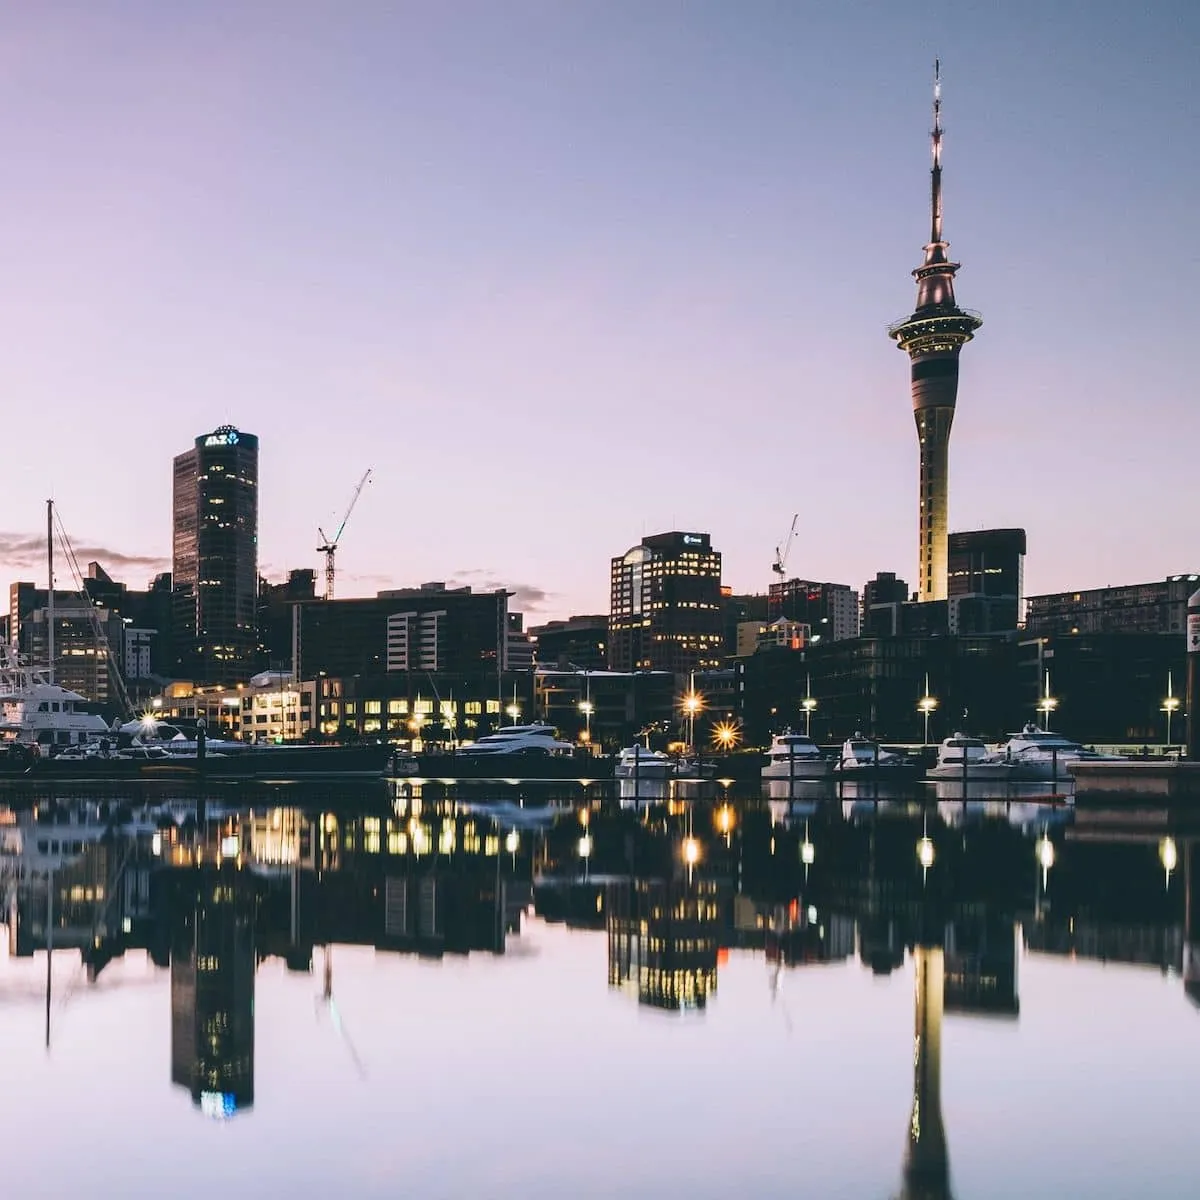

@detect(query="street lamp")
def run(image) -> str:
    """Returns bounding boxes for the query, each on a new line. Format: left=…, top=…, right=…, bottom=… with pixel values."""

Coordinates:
left=681, top=680, right=704, bottom=753
left=917, top=673, right=938, bottom=746
left=505, top=702, right=521, bottom=726
left=579, top=699, right=594, bottom=744
left=1037, top=671, right=1058, bottom=731
left=801, top=673, right=817, bottom=738
left=1163, top=671, right=1181, bottom=747
left=712, top=720, right=739, bottom=752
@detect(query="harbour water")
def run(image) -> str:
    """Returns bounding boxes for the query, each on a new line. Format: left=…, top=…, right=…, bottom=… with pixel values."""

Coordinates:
left=1, top=777, right=1197, bottom=1199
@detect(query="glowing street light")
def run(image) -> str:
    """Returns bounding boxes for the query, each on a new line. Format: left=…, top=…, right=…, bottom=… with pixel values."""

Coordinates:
left=917, top=673, right=938, bottom=746
left=712, top=720, right=740, bottom=752
left=682, top=835, right=701, bottom=867
left=801, top=674, right=817, bottom=738
left=1037, top=671, right=1058, bottom=731
left=1163, top=672, right=1181, bottom=746
left=681, top=678, right=704, bottom=753
left=578, top=698, right=594, bottom=744
left=505, top=703, right=521, bottom=725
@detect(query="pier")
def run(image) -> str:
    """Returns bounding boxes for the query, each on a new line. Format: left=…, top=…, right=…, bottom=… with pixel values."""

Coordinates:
left=1071, top=760, right=1200, bottom=802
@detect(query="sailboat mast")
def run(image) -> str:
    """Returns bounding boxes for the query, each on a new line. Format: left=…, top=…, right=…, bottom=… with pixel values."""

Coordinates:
left=46, top=499, right=55, bottom=685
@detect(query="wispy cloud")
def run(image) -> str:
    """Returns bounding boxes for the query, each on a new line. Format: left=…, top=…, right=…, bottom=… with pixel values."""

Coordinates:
left=448, top=570, right=551, bottom=611
left=0, top=531, right=169, bottom=578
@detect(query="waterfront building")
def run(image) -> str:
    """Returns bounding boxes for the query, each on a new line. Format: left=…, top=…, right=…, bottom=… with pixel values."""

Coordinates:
left=735, top=617, right=810, bottom=658
left=768, top=578, right=859, bottom=642
left=1017, top=633, right=1185, bottom=742
left=529, top=614, right=607, bottom=671
left=257, top=569, right=318, bottom=672
left=290, top=583, right=510, bottom=681
left=1025, top=574, right=1199, bottom=637
left=608, top=531, right=723, bottom=673
left=170, top=866, right=257, bottom=1117
left=506, top=612, right=535, bottom=673
left=721, top=591, right=769, bottom=657
left=533, top=667, right=675, bottom=749
left=172, top=425, right=260, bottom=685
left=888, top=66, right=982, bottom=603
left=947, top=528, right=1026, bottom=634
left=737, top=633, right=1018, bottom=743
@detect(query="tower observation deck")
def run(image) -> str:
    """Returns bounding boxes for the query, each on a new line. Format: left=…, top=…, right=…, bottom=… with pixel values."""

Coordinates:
left=888, top=62, right=982, bottom=604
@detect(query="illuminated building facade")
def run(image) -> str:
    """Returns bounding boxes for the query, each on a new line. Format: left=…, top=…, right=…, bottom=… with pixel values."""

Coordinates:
left=1025, top=574, right=1199, bottom=636
left=888, top=66, right=982, bottom=604
left=170, top=866, right=257, bottom=1117
left=608, top=531, right=723, bottom=673
left=768, top=578, right=859, bottom=642
left=172, top=425, right=260, bottom=685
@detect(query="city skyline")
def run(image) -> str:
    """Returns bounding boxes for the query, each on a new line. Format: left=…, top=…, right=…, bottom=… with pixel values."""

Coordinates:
left=0, top=4, right=1197, bottom=622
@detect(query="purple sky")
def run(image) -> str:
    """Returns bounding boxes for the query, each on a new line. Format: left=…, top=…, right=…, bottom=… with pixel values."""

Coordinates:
left=1, top=2, right=1196, bottom=622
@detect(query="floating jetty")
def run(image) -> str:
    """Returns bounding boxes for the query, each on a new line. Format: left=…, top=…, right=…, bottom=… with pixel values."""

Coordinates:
left=1071, top=760, right=1200, bottom=802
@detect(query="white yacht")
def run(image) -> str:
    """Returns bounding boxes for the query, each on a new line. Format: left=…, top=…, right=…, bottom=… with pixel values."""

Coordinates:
left=0, top=646, right=112, bottom=752
left=456, top=723, right=575, bottom=758
left=836, top=734, right=915, bottom=774
left=761, top=731, right=833, bottom=781
left=926, top=734, right=1005, bottom=781
left=981, top=725, right=1123, bottom=782
left=614, top=744, right=673, bottom=780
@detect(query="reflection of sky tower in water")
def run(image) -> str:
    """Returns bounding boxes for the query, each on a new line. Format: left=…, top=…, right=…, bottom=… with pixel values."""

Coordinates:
left=899, top=946, right=952, bottom=1200
left=889, top=63, right=982, bottom=603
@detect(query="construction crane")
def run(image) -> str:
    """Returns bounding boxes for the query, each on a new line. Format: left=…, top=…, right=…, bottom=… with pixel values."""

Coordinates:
left=317, top=468, right=372, bottom=600
left=772, top=513, right=799, bottom=581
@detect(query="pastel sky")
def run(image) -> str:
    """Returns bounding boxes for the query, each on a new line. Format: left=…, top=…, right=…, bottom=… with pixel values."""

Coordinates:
left=0, top=1, right=1196, bottom=622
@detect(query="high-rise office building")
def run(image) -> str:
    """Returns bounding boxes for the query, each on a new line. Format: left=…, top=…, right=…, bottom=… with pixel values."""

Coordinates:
left=608, top=531, right=723, bottom=673
left=888, top=64, right=982, bottom=604
left=768, top=578, right=859, bottom=642
left=947, top=528, right=1026, bottom=633
left=172, top=425, right=259, bottom=684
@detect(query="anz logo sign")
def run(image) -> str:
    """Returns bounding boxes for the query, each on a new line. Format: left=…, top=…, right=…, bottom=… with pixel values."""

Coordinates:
left=205, top=428, right=241, bottom=447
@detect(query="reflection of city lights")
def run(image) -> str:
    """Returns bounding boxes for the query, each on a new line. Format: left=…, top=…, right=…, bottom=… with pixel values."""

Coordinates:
left=578, top=834, right=593, bottom=858
left=801, top=839, right=815, bottom=866
left=1036, top=835, right=1055, bottom=872
left=917, top=836, right=935, bottom=871
left=505, top=829, right=519, bottom=854
left=715, top=805, right=734, bottom=835
left=219, top=834, right=240, bottom=859
left=683, top=836, right=701, bottom=866
left=1161, top=836, right=1178, bottom=885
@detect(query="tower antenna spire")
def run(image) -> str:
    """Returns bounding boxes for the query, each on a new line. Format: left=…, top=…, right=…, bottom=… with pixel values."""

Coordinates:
left=930, top=58, right=943, bottom=247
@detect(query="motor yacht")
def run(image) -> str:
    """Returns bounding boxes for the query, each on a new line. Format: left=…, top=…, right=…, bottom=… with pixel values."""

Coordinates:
left=456, top=723, right=576, bottom=758
left=836, top=734, right=916, bottom=774
left=761, top=731, right=833, bottom=781
left=981, top=725, right=1124, bottom=782
left=926, top=734, right=1008, bottom=781
left=614, top=744, right=673, bottom=780
left=0, top=646, right=112, bottom=752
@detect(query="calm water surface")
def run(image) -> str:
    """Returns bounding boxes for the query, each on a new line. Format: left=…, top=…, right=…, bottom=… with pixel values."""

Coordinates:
left=0, top=779, right=1196, bottom=1199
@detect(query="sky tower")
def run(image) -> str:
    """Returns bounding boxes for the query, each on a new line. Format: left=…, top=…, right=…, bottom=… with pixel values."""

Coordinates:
left=889, top=63, right=982, bottom=603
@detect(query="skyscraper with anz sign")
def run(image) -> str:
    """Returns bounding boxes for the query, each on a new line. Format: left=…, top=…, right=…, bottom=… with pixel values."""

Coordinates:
left=172, top=425, right=259, bottom=684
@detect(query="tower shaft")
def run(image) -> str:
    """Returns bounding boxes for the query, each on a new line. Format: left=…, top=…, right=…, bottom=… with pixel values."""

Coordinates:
left=888, top=62, right=981, bottom=604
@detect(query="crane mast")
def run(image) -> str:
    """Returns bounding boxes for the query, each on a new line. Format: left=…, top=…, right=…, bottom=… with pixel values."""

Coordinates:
left=317, top=468, right=372, bottom=600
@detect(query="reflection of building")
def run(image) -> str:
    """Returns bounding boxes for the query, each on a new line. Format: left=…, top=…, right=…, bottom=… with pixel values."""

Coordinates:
left=172, top=425, right=260, bottom=684
left=608, top=532, right=723, bottom=673
left=170, top=867, right=257, bottom=1117
left=901, top=946, right=952, bottom=1200
left=944, top=916, right=1019, bottom=1016
left=607, top=877, right=720, bottom=1010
